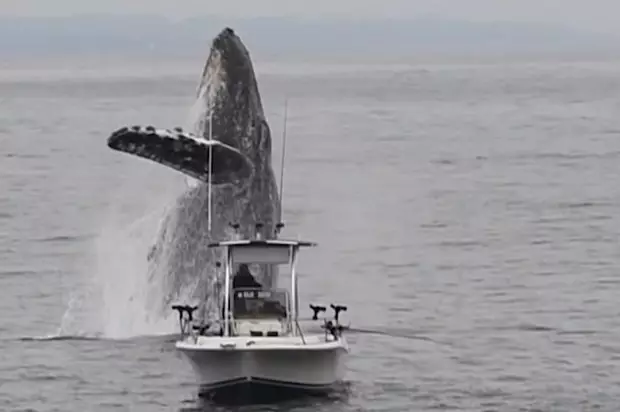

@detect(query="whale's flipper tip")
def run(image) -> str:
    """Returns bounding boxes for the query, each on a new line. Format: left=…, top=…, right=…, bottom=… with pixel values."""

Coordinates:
left=106, top=126, right=253, bottom=184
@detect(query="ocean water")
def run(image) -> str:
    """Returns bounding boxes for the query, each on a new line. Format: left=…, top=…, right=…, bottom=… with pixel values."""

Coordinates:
left=2, top=54, right=620, bottom=411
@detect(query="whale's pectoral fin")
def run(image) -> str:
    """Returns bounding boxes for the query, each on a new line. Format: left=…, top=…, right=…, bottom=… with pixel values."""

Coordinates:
left=107, top=125, right=252, bottom=184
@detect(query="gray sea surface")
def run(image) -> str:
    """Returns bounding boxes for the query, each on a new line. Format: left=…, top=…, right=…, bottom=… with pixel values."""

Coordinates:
left=2, top=55, right=620, bottom=411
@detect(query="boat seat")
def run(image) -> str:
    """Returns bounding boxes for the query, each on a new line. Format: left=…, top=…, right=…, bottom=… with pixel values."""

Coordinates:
left=234, top=318, right=286, bottom=337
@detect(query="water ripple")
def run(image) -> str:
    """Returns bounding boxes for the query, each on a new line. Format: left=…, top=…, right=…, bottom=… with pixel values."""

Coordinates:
left=3, top=56, right=620, bottom=411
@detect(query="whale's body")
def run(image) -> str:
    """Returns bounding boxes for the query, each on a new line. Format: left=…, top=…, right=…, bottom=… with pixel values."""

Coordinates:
left=107, top=28, right=280, bottom=318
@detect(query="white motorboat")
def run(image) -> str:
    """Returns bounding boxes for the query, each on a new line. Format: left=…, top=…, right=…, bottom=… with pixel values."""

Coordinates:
left=171, top=226, right=349, bottom=401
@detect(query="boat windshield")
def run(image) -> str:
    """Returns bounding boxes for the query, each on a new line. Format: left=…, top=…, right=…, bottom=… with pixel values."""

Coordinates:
left=232, top=288, right=288, bottom=319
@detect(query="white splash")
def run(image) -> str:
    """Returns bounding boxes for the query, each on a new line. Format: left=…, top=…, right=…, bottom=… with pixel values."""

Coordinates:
left=58, top=177, right=185, bottom=339
left=59, top=115, right=213, bottom=340
left=94, top=208, right=176, bottom=338
left=58, top=50, right=228, bottom=340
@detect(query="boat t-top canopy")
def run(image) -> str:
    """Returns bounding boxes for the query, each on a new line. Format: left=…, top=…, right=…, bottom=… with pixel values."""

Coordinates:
left=208, top=239, right=317, bottom=265
left=208, top=239, right=317, bottom=248
left=209, top=237, right=316, bottom=336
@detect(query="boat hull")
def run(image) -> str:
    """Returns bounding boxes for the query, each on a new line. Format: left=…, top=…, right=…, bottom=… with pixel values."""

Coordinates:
left=198, top=376, right=335, bottom=403
left=177, top=335, right=348, bottom=402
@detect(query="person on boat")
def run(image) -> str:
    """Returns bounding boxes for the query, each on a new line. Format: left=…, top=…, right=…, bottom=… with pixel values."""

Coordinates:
left=232, top=264, right=262, bottom=289
left=218, top=265, right=263, bottom=335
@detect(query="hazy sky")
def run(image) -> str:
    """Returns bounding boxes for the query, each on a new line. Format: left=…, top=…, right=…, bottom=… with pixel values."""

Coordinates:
left=0, top=0, right=617, bottom=35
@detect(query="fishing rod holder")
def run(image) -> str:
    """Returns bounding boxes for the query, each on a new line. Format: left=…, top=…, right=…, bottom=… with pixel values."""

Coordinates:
left=330, top=304, right=347, bottom=322
left=172, top=304, right=199, bottom=336
left=309, top=303, right=349, bottom=340
left=309, top=303, right=348, bottom=323
left=309, top=304, right=326, bottom=320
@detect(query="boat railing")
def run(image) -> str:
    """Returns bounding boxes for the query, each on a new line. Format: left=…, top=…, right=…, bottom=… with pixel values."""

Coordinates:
left=172, top=303, right=349, bottom=343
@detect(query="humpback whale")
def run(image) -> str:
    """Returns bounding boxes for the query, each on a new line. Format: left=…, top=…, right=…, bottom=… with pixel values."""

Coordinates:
left=106, top=27, right=281, bottom=318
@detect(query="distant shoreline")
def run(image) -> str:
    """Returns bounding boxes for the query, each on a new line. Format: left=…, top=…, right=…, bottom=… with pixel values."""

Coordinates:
left=0, top=14, right=618, bottom=58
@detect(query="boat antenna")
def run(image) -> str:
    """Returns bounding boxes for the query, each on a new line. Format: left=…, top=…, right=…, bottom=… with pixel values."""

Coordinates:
left=278, top=98, right=288, bottom=225
left=207, top=113, right=213, bottom=232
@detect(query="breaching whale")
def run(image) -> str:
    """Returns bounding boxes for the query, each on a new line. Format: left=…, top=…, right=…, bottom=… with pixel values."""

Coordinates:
left=106, top=27, right=281, bottom=318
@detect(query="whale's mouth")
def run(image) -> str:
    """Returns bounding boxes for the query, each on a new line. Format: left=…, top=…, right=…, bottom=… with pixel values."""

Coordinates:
left=107, top=125, right=253, bottom=184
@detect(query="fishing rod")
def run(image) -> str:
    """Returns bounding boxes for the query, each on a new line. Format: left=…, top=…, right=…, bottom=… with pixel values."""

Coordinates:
left=207, top=113, right=213, bottom=232
left=302, top=304, right=438, bottom=343
left=342, top=326, right=436, bottom=342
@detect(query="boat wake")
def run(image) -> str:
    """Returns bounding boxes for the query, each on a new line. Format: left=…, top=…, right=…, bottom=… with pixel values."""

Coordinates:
left=18, top=334, right=103, bottom=342
left=17, top=332, right=180, bottom=344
